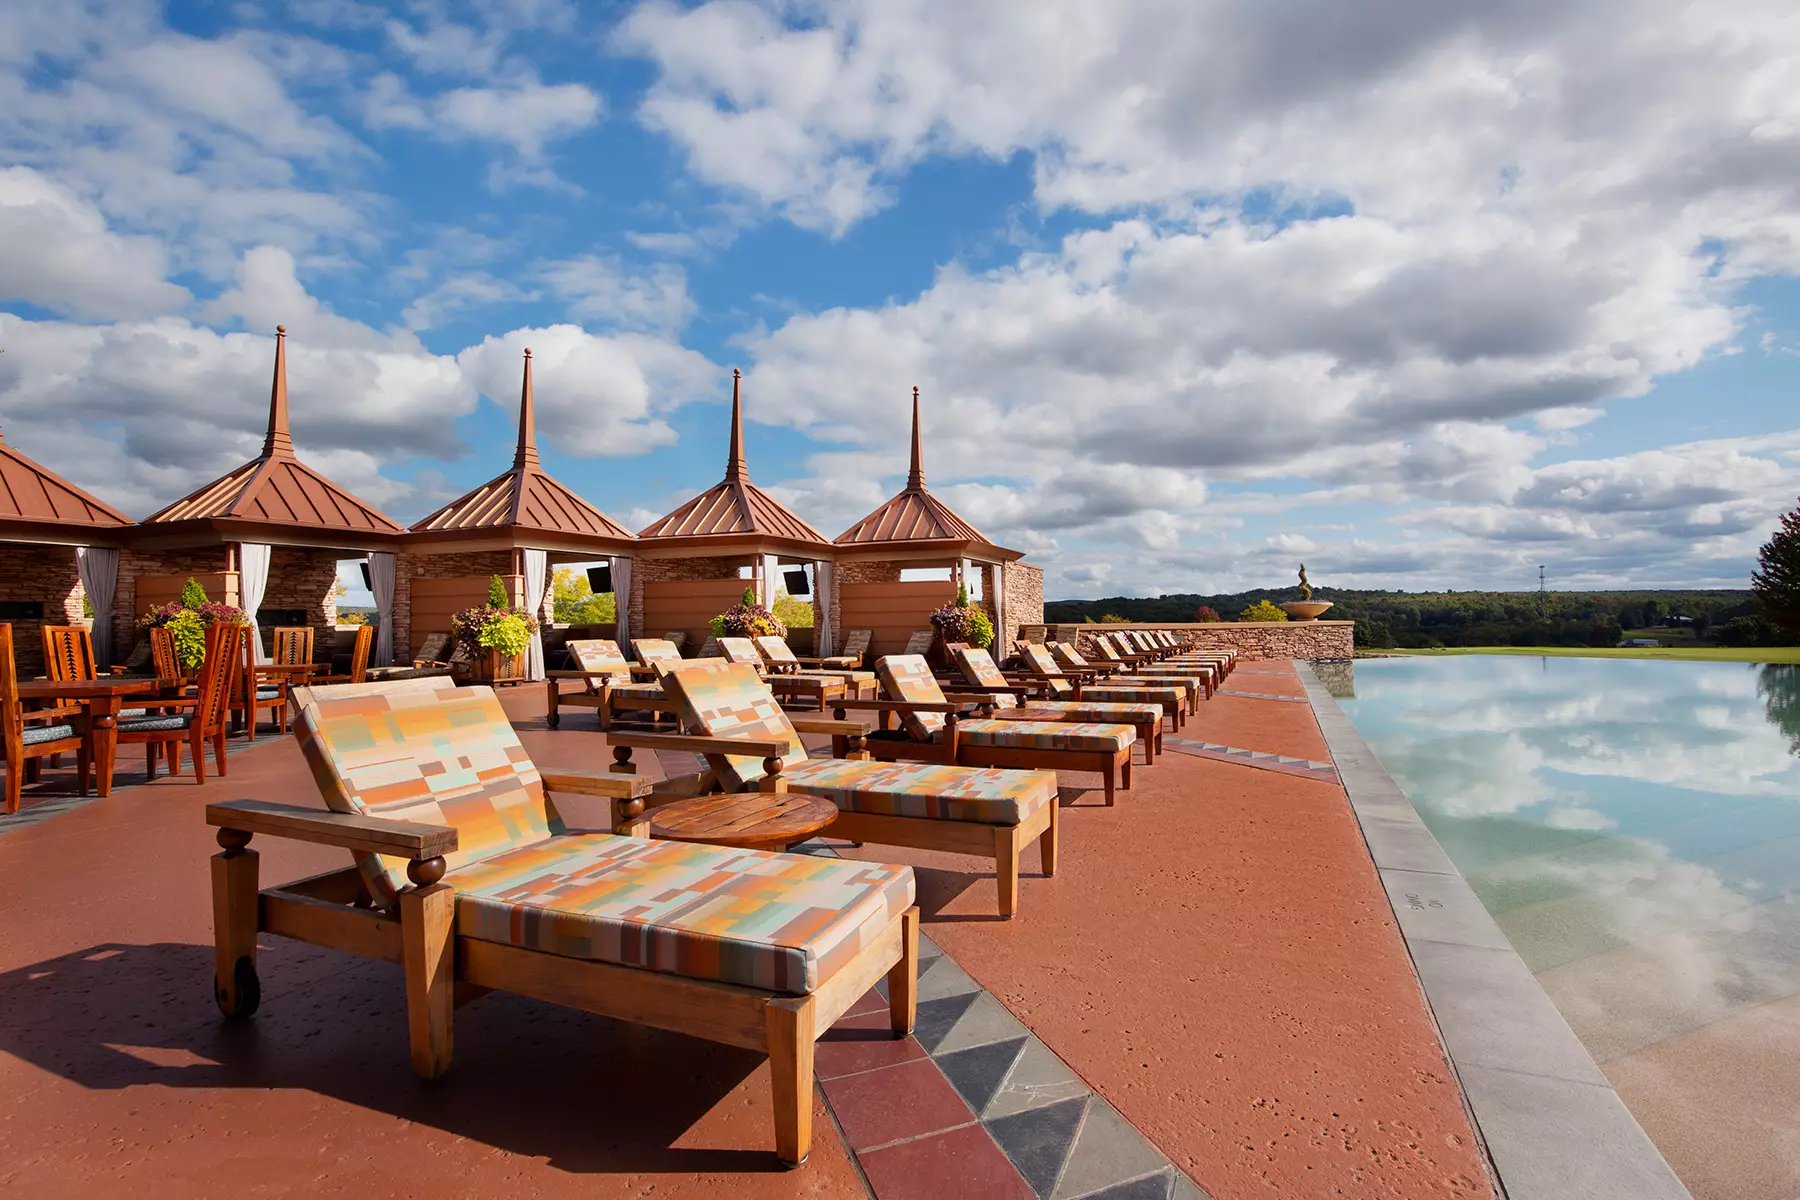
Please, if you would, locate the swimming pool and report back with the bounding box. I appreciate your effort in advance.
[1341,656,1800,1200]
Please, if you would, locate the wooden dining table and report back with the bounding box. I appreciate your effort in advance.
[17,677,178,797]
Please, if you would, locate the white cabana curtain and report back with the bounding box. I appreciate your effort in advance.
[611,556,631,646]
[523,549,548,681]
[990,563,1007,650]
[760,554,781,608]
[76,546,119,670]
[814,560,834,657]
[368,551,396,666]
[961,559,978,600]
[238,542,272,663]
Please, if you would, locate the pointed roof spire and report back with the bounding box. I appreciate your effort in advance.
[907,385,925,490]
[262,325,294,458]
[725,367,749,482]
[513,347,539,470]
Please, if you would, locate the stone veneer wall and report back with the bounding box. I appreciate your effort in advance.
[999,561,1043,650]
[112,548,229,660]
[1067,621,1354,662]
[392,549,517,665]
[628,555,746,644]
[114,547,345,661]
[0,545,86,678]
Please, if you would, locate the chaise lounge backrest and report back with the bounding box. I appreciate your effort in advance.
[717,637,767,669]
[837,629,872,662]
[755,635,800,669]
[1048,642,1091,669]
[901,630,934,656]
[954,647,1012,692]
[873,654,950,741]
[658,662,810,790]
[291,675,562,908]
[1014,643,1075,696]
[633,638,683,668]
[567,639,633,691]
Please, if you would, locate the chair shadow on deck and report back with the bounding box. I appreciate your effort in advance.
[0,940,791,1175]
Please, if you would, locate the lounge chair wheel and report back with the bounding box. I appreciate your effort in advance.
[215,956,260,1020]
[547,710,559,729]
[777,1153,808,1169]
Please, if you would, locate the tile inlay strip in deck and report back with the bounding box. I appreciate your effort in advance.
[1297,662,1691,1200]
[1161,738,1339,783]
[795,840,1212,1200]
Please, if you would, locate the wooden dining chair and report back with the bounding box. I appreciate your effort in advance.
[42,625,98,682]
[271,626,314,666]
[121,622,242,783]
[233,632,293,740]
[2,623,89,814]
[313,624,374,685]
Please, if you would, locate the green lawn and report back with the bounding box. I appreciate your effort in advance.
[1376,645,1800,664]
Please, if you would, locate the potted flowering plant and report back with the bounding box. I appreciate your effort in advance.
[452,575,539,683]
[928,582,995,657]
[136,577,249,673]
[708,587,788,640]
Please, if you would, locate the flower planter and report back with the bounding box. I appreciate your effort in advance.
[1280,601,1335,621]
[467,648,528,684]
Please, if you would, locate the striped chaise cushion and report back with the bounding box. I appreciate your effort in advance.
[717,637,767,667]
[951,647,1018,707]
[447,834,913,994]
[1082,685,1185,713]
[953,719,1132,754]
[757,636,877,685]
[1114,674,1206,705]
[631,638,683,668]
[293,677,561,907]
[658,662,1057,823]
[995,700,1165,727]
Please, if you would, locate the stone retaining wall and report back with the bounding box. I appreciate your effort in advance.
[1059,620,1353,662]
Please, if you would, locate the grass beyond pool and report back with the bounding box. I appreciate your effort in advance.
[1341,655,1800,1200]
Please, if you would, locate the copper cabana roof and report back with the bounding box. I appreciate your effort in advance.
[636,370,833,558]
[835,387,1022,562]
[0,427,134,547]
[406,349,636,558]
[133,327,403,552]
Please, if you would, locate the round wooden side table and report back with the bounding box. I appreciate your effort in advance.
[647,792,840,851]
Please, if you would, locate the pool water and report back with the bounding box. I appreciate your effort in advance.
[1341,656,1800,1200]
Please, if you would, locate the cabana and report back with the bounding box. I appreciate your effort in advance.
[832,388,1040,660]
[118,328,404,665]
[0,427,135,677]
[630,370,836,653]
[399,349,637,681]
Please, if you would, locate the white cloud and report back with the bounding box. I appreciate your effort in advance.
[364,71,603,162]
[0,167,190,319]
[538,255,696,332]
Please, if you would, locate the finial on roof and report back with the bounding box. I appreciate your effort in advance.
[514,347,539,469]
[907,385,925,490]
[262,324,294,458]
[725,367,748,482]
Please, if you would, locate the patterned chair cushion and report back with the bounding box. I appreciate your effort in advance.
[873,654,951,741]
[1087,639,1123,661]
[255,687,283,700]
[780,758,1055,826]
[953,647,1011,691]
[1012,643,1077,696]
[116,714,191,733]
[657,662,809,790]
[568,640,633,692]
[1047,643,1092,670]
[651,656,731,679]
[997,700,1164,727]
[632,638,683,668]
[447,832,914,995]
[118,707,148,718]
[1117,674,1205,704]
[292,681,561,909]
[954,719,1133,754]
[21,723,77,746]
[717,637,767,668]
[818,655,859,669]
[1083,685,1184,711]
[754,635,800,666]
[609,682,670,706]
[755,636,873,685]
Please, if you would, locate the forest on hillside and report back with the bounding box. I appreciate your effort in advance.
[1042,589,1800,649]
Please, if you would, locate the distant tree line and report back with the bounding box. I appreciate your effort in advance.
[1043,588,1800,650]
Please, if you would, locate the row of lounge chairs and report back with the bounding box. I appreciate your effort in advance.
[202,627,1234,1167]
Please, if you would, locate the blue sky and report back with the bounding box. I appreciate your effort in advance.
[3,0,1797,600]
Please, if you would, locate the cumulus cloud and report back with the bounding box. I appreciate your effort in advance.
[0,167,191,320]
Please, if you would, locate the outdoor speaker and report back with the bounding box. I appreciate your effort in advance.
[587,563,613,593]
[359,563,371,590]
[784,568,810,597]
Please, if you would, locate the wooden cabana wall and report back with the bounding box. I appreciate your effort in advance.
[632,370,834,652]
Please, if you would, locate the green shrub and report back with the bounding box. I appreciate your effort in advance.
[1238,599,1289,622]
[1098,613,1130,624]
[165,609,209,670]
[966,605,995,649]
[180,577,208,609]
[476,612,533,659]
[487,574,509,608]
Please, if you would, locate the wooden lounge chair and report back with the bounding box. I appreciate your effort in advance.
[612,662,1059,917]
[414,632,452,668]
[953,647,1162,763]
[846,654,1136,805]
[782,628,869,671]
[2,623,90,813]
[662,631,689,654]
[696,635,722,659]
[632,637,685,671]
[125,621,242,782]
[1013,642,1189,731]
[753,636,878,697]
[1112,631,1233,682]
[545,639,671,730]
[716,638,845,712]
[901,630,934,656]
[205,675,918,1167]
[1072,637,1215,703]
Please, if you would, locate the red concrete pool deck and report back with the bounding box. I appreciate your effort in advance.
[0,659,1493,1199]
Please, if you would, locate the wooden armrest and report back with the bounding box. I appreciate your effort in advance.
[607,731,794,758]
[153,696,202,708]
[789,716,873,737]
[206,799,457,859]
[539,769,654,799]
[546,669,630,680]
[831,698,964,713]
[941,691,1000,706]
[933,681,1019,694]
